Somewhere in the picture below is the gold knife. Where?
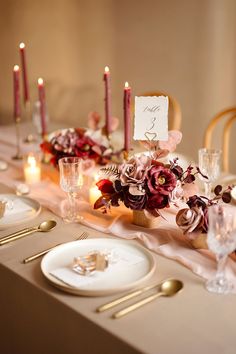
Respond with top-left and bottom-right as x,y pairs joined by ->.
96,282 -> 161,313
112,292 -> 164,319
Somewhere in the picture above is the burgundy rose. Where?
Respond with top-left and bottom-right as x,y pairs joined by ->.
123,192 -> 147,210
96,179 -> 115,195
75,136 -> 99,160
146,194 -> 169,210
187,195 -> 207,210
147,165 -> 176,195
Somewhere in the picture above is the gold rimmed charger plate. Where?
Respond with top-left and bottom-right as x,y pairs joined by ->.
41,238 -> 156,297
0,194 -> 41,230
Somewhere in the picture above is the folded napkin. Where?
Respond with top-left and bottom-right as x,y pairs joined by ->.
50,247 -> 145,289
0,197 -> 33,217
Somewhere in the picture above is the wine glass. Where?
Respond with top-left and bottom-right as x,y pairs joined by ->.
59,157 -> 84,223
198,148 -> 221,198
206,204 -> 236,294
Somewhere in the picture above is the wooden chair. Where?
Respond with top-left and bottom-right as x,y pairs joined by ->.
136,91 -> 182,131
203,107 -> 236,173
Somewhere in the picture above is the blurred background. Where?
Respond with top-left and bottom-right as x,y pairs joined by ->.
0,0 -> 236,171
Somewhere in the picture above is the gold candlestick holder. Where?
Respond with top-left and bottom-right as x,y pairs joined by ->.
12,117 -> 23,160
41,133 -> 49,164
123,150 -> 129,161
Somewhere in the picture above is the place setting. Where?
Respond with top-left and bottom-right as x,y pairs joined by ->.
0,193 -> 41,230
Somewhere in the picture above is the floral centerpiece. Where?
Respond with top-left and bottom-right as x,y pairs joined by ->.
176,185 -> 233,249
41,112 -> 121,170
94,141 -> 200,227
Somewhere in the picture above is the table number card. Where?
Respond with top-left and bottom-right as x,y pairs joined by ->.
133,96 -> 168,141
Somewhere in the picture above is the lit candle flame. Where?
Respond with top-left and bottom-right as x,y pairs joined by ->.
13,65 -> 19,72
104,66 -> 109,73
38,78 -> 44,85
19,42 -> 25,49
125,81 -> 129,88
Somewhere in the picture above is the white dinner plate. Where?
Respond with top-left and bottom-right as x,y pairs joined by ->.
0,194 -> 41,230
41,238 -> 156,296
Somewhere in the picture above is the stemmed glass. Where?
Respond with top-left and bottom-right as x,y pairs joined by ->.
198,148 -> 221,198
59,157 -> 83,223
206,204 -> 236,294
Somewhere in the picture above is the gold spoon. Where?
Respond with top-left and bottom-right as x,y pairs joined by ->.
0,220 -> 57,246
112,279 -> 183,319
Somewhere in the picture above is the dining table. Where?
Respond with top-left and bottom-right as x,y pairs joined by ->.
0,122 -> 236,354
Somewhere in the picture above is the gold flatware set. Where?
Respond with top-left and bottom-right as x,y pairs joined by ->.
0,219 -> 57,245
97,279 -> 183,319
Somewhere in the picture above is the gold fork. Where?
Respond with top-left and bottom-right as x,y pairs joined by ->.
23,231 -> 88,264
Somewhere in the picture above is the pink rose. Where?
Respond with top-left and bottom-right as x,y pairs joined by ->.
119,155 -> 151,194
176,207 -> 204,233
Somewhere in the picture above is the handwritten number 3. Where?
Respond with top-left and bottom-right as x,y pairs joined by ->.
147,117 -> 156,131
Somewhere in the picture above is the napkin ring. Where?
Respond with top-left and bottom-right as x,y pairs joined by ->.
73,252 -> 109,276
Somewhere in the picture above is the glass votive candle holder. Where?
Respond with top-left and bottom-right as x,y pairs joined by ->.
89,173 -> 101,205
89,184 -> 101,206
23,152 -> 41,184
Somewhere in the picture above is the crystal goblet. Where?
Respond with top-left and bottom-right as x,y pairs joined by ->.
206,204 -> 236,294
59,157 -> 83,223
198,148 -> 221,198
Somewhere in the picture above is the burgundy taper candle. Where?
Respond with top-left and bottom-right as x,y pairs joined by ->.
38,78 -> 47,137
103,66 -> 111,136
13,65 -> 20,121
19,43 -> 30,104
124,81 -> 131,152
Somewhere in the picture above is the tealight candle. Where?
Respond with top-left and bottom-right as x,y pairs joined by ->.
24,153 -> 41,184
231,186 -> 236,203
89,185 -> 101,206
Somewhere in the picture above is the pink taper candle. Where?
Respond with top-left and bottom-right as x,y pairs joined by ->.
19,43 -> 30,104
103,66 -> 111,136
124,81 -> 131,152
13,65 -> 20,121
38,78 -> 47,138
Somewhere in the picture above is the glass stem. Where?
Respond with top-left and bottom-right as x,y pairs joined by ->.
215,254 -> 227,280
204,182 -> 212,198
68,192 -> 76,217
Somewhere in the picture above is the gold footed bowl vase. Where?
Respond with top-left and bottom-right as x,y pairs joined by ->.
189,232 -> 236,261
132,210 -> 161,228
